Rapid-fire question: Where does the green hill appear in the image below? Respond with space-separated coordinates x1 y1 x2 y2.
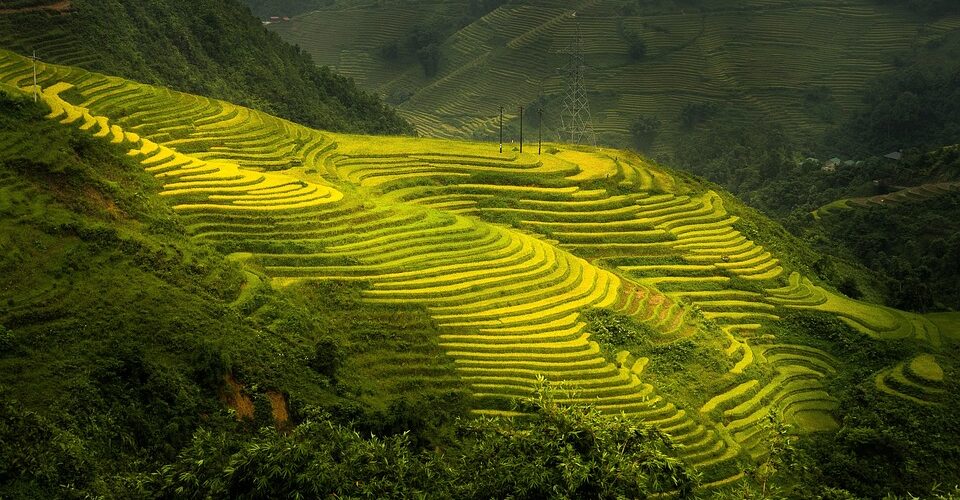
2 48 959 497
263 0 960 151
0 0 413 135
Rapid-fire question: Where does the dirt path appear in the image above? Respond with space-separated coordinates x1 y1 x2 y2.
0 0 71 15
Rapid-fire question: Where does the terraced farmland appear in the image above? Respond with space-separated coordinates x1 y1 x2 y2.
812 181 960 219
268 0 960 150
875 354 947 406
1 48 953 486
0 10 98 69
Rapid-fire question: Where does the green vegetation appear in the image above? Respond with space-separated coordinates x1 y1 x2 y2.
243 0 333 18
655 32 960 313
0 0 413 135
147 385 696 498
0 92 256 497
267 0 960 150
825 31 960 156
763 312 960 497
0 91 454 497
263 1 960 318
617 30 960 220
630 115 662 153
874 0 960 16
1 46 958 498
812 191 960 311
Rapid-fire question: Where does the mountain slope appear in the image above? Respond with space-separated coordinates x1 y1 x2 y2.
0 0 413 135
265 0 960 150
0 79 459 499
3 49 958 495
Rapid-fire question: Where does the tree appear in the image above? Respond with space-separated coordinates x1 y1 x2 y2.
680 102 718 130
308 337 342 379
458 379 699 498
630 115 662 152
417 43 441 77
147 379 697 498
380 41 400 61
0 325 14 356
628 37 647 61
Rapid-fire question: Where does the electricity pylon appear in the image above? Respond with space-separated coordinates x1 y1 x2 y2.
557 12 596 147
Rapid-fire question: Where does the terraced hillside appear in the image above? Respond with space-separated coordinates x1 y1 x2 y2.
1 48 955 487
268 0 960 149
813 181 960 219
0 0 413 136
0 1 95 68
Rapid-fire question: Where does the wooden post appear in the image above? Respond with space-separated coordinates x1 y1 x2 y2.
32 51 38 102
519 106 523 153
538 108 543 155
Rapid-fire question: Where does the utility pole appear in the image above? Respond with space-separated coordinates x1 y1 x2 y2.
519 106 523 154
30 51 38 102
538 108 543 155
499 105 503 154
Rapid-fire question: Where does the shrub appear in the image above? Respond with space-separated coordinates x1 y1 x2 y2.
0 399 96 498
630 115 662 152
628 36 647 61
380 41 400 61
309 337 343 380
417 43 441 77
0 326 14 356
582 308 655 348
679 102 718 130
147 383 697 498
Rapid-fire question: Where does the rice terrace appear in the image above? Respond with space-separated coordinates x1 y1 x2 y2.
0 0 959 498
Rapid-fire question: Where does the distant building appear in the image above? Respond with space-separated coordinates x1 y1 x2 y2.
884 151 903 161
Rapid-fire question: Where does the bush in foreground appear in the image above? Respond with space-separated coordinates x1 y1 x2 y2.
146 380 696 498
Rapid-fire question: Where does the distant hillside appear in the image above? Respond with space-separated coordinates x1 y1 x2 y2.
265 0 960 150
808 145 960 311
0 0 413 135
823 30 960 156
813 189 960 311
244 0 332 18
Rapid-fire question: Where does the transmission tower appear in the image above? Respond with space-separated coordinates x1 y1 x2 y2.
557 13 596 147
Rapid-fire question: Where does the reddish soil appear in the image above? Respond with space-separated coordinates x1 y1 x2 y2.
266 391 292 431
221 374 254 420
83 185 124 220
